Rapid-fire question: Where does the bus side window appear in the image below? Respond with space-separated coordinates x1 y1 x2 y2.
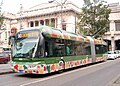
64 40 70 56
36 46 44 58
66 46 70 55
45 41 49 57
35 36 45 58
44 38 54 57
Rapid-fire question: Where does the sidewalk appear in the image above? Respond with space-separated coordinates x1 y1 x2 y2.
111 77 120 86
107 75 120 86
0 62 13 75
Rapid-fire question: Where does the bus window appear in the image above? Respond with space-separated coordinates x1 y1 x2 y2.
44 38 54 57
95 45 107 54
52 39 66 57
35 44 44 58
73 42 91 55
45 41 49 57
64 40 74 56
44 37 91 57
54 43 65 57
45 41 54 57
66 46 70 55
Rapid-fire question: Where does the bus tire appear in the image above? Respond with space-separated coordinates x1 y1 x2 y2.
58 60 65 73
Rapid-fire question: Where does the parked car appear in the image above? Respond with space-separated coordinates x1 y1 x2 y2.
0 52 10 64
106 51 118 60
3 51 11 57
115 50 120 58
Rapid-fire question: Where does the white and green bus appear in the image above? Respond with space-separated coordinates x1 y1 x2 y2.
11 26 108 74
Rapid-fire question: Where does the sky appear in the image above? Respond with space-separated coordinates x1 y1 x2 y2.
0 0 120 13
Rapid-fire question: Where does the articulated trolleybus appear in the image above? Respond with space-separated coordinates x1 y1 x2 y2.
11 26 107 74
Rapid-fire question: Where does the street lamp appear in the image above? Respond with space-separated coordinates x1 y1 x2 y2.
48 0 67 29
20 4 23 29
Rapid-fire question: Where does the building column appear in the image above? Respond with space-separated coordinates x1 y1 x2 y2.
28 22 30 27
57 17 61 29
39 20 41 26
44 20 46 26
111 37 115 51
110 20 116 31
110 20 116 51
49 19 51 26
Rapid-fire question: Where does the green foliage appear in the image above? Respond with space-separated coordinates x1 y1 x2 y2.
0 13 4 29
77 0 111 38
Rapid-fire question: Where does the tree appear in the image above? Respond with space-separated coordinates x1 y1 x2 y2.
77 0 111 38
0 13 4 29
0 0 4 30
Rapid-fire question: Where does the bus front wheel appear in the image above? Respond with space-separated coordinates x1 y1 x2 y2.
58 60 65 73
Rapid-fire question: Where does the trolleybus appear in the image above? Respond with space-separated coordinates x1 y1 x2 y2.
11 26 108 74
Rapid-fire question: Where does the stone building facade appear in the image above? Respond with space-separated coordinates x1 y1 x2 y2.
0 12 16 51
104 3 120 50
16 2 80 32
1 2 120 51
0 1 81 51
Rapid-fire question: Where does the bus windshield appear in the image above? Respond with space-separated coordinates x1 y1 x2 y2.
12 30 39 58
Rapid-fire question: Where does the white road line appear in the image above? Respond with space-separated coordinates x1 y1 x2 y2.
20 60 117 86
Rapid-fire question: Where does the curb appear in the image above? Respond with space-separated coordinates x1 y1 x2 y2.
106 74 120 86
0 70 14 75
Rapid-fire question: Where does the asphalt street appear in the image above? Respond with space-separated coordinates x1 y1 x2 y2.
0 62 12 74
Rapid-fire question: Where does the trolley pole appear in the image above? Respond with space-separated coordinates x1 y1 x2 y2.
20 4 23 29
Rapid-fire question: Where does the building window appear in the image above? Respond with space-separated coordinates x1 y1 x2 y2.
30 21 34 27
40 20 44 25
115 22 120 31
62 24 66 31
35 21 39 26
51 18 55 27
45 19 49 26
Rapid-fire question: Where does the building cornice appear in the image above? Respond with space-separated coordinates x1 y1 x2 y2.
16 9 80 20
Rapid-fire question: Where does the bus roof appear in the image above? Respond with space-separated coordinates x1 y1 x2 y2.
40 26 86 42
18 26 106 45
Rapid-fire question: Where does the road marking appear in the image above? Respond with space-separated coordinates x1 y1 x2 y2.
20 60 120 86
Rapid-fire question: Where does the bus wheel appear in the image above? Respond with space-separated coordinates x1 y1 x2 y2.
58 60 65 73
